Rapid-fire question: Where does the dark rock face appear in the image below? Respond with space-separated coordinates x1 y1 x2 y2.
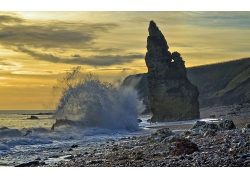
145 21 200 122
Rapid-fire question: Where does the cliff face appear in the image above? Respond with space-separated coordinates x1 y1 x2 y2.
144 21 200 122
122 58 250 112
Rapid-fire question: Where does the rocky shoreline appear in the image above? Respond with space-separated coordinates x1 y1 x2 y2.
15 104 250 167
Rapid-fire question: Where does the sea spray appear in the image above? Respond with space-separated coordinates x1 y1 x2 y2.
52 66 145 130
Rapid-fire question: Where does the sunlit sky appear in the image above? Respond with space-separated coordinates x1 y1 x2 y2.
0 1 250 110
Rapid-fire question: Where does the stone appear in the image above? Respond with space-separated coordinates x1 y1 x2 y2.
15 160 40 167
162 134 184 143
219 119 236 130
144 20 200 122
148 128 174 142
190 121 206 130
27 115 39 119
71 144 79 148
201 123 219 132
172 139 199 156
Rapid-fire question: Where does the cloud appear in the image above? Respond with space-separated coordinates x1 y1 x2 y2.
71 54 81 57
0 13 145 67
68 54 144 66
0 14 24 24
0 59 22 70
16 46 144 66
0 13 119 51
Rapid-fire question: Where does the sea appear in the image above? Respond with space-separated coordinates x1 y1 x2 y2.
0 110 218 167
0 110 153 166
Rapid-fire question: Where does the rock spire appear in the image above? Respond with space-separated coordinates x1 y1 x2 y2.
145 20 200 122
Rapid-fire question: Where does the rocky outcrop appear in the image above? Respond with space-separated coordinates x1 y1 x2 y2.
145 21 200 122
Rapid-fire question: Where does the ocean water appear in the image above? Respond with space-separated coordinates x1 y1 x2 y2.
0 110 217 167
0 110 155 166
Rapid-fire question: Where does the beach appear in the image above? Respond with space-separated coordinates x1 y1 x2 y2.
29 104 250 167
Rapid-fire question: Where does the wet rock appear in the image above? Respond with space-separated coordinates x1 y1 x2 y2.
0 127 9 130
137 119 142 123
219 119 236 130
71 144 79 148
15 160 40 167
27 115 39 119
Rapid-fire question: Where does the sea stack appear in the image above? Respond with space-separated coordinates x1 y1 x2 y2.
145 21 200 122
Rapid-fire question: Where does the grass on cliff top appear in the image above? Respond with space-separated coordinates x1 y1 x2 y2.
187 57 250 99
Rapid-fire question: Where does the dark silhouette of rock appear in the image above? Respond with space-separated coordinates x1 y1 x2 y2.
51 118 80 130
145 21 200 122
27 115 39 119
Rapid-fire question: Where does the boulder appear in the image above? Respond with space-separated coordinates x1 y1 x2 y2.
190 121 206 130
219 119 236 130
145 21 200 122
148 128 174 142
27 115 39 119
186 121 219 136
172 139 199 156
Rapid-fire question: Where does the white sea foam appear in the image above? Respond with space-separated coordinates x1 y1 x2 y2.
53 66 145 130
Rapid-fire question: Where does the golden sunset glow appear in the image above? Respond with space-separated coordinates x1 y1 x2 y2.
1 10 250 110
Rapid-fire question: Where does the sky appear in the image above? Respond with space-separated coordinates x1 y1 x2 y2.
0 1 250 110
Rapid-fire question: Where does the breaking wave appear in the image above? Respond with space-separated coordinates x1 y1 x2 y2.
52 66 144 130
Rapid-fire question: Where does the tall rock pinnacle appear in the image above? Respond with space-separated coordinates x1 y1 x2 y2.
145 21 200 122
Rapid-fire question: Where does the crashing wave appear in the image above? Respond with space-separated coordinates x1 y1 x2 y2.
52 66 145 131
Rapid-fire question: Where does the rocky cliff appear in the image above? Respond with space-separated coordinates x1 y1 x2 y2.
144 21 200 122
122 58 250 113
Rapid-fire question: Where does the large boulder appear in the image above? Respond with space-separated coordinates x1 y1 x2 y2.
183 121 219 136
145 21 200 122
219 119 236 130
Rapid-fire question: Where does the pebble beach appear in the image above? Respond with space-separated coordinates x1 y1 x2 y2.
15 104 250 167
